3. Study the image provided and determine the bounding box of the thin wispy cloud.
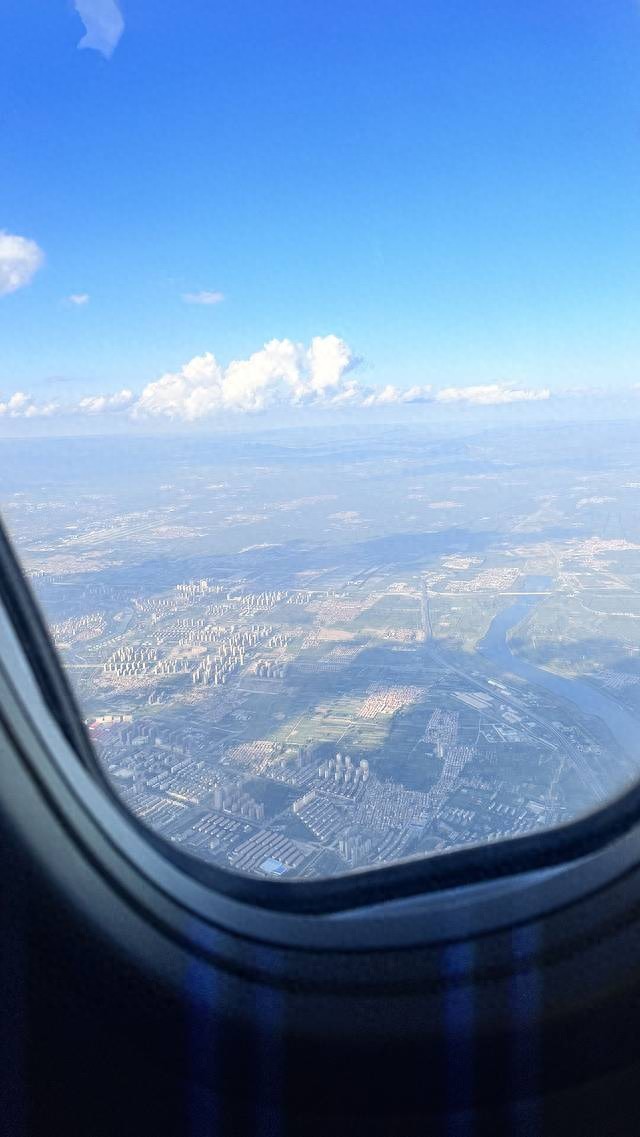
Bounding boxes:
[67,293,90,306]
[74,0,124,60]
[435,384,550,406]
[360,384,433,407]
[0,231,44,297]
[182,291,225,306]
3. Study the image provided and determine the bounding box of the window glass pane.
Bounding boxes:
[3,3,640,880]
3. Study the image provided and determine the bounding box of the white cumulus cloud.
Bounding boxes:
[77,389,134,414]
[435,384,550,406]
[134,335,359,421]
[74,0,124,59]
[6,392,29,413]
[0,333,561,426]
[0,392,59,418]
[24,402,60,419]
[68,293,90,306]
[183,291,225,306]
[0,232,44,297]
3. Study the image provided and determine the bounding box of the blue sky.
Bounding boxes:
[3,1,640,429]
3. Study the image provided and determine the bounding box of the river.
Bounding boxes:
[477,576,640,769]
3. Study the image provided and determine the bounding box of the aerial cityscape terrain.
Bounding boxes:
[3,419,640,880]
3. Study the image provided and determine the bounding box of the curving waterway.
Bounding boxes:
[477,576,640,770]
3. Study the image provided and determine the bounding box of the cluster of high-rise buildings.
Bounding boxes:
[210,784,264,822]
[317,753,370,790]
[176,578,225,598]
[191,624,274,686]
[103,644,158,678]
[52,611,106,647]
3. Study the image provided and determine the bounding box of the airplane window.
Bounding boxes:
[3,3,640,883]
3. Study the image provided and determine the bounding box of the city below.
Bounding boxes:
[4,420,640,880]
